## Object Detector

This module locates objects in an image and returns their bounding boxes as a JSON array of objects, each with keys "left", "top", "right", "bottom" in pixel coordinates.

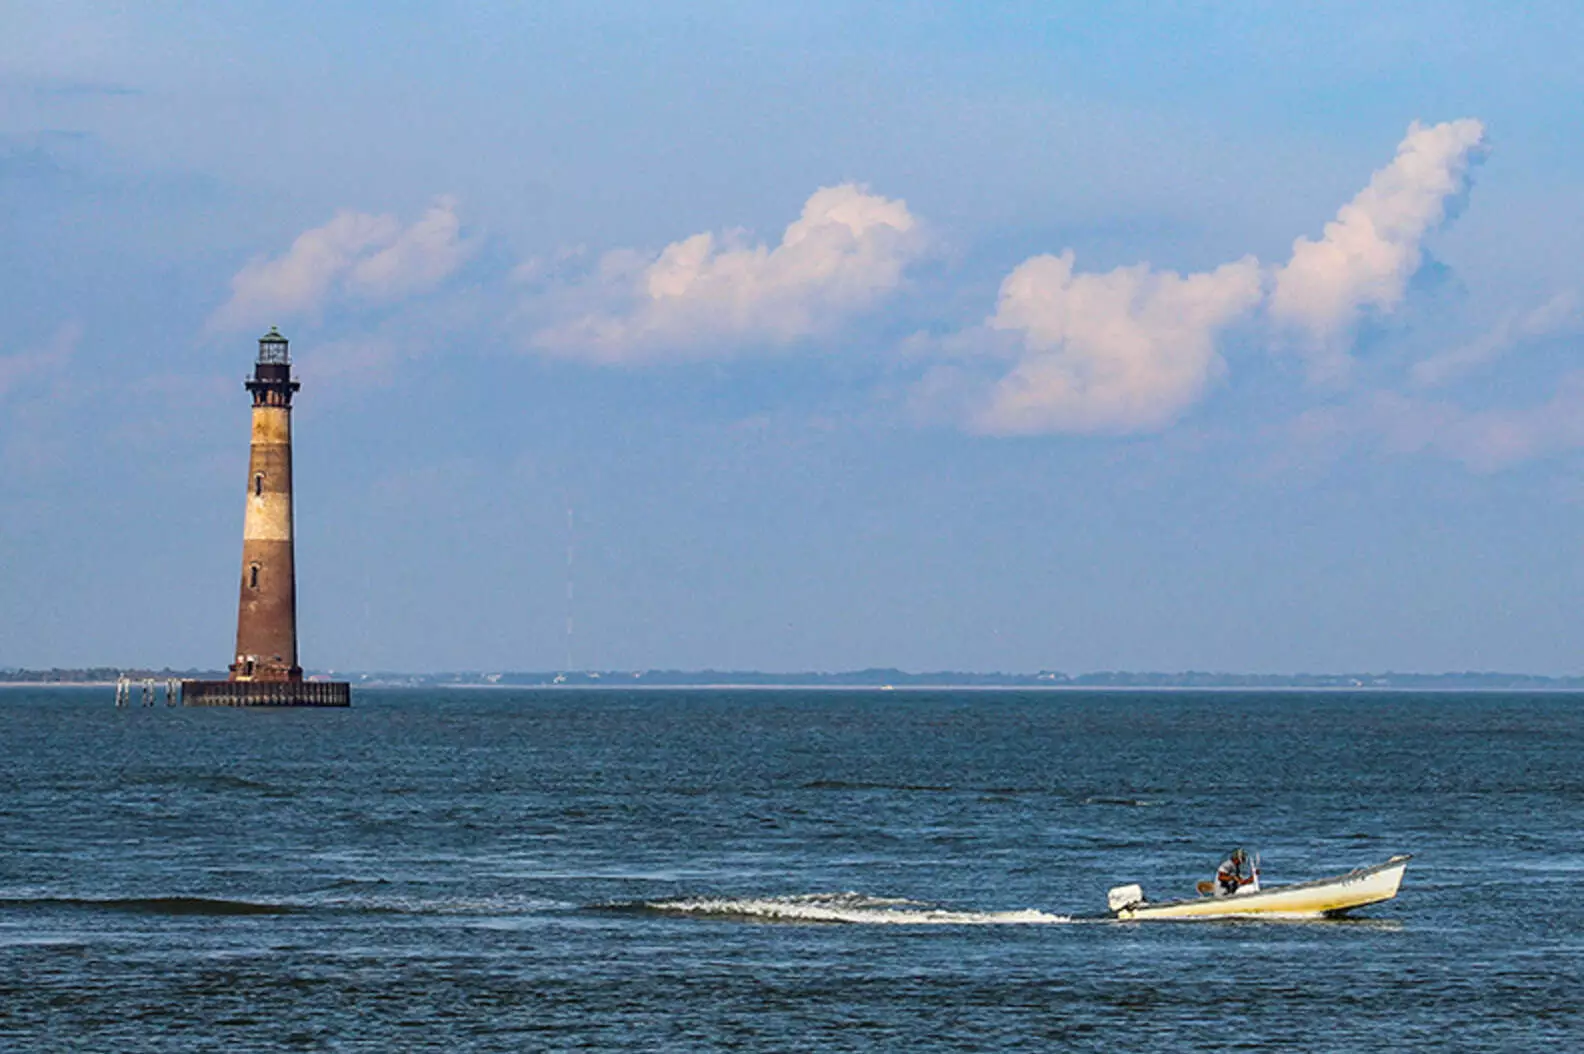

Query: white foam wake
[{"left": 644, "top": 891, "right": 1072, "bottom": 925}]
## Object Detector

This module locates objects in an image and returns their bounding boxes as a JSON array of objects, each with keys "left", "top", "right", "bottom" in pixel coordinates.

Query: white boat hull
[{"left": 1112, "top": 854, "right": 1411, "bottom": 921}]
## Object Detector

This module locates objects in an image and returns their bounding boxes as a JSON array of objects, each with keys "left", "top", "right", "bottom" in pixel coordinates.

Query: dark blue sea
[{"left": 2, "top": 688, "right": 1580, "bottom": 1050}]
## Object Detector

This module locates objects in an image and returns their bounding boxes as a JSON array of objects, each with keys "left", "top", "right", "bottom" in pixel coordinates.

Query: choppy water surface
[{"left": 2, "top": 688, "right": 1580, "bottom": 1050}]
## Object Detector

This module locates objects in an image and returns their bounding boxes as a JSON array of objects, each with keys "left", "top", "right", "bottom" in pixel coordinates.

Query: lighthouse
[{"left": 183, "top": 329, "right": 350, "bottom": 707}]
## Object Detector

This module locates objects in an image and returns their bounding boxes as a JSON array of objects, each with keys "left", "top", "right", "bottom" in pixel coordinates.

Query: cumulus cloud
[
  {"left": 348, "top": 198, "right": 469, "bottom": 299},
  {"left": 934, "top": 252, "right": 1263, "bottom": 435},
  {"left": 1410, "top": 291, "right": 1580, "bottom": 388},
  {"left": 912, "top": 117, "right": 1493, "bottom": 436},
  {"left": 530, "top": 184, "right": 924, "bottom": 362},
  {"left": 210, "top": 197, "right": 469, "bottom": 331},
  {"left": 1271, "top": 119, "right": 1488, "bottom": 380}
]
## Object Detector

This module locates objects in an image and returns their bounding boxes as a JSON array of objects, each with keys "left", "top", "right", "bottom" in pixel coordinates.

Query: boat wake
[
  {"left": 0, "top": 891, "right": 571, "bottom": 919},
  {"left": 0, "top": 895, "right": 303, "bottom": 916},
  {"left": 624, "top": 891, "right": 1073, "bottom": 925}
]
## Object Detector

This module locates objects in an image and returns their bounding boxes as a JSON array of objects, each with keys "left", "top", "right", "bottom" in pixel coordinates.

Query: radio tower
[{"left": 565, "top": 506, "right": 576, "bottom": 673}]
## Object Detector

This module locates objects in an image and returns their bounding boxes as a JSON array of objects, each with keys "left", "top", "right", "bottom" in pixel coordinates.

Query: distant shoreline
[{"left": 6, "top": 668, "right": 1584, "bottom": 691}]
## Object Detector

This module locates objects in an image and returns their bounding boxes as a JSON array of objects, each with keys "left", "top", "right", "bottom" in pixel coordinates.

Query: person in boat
[{"left": 1214, "top": 848, "right": 1259, "bottom": 897}]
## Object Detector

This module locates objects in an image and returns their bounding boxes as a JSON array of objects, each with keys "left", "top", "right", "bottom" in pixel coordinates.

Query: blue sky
[{"left": 5, "top": 2, "right": 1584, "bottom": 673}]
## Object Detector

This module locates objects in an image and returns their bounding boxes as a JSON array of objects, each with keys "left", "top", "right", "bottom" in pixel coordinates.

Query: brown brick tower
[
  {"left": 233, "top": 326, "right": 301, "bottom": 682},
  {"left": 184, "top": 329, "right": 349, "bottom": 707}
]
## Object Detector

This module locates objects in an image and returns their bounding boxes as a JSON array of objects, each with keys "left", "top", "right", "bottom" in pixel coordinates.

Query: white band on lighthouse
[
  {"left": 242, "top": 406, "right": 294, "bottom": 542},
  {"left": 243, "top": 488, "right": 294, "bottom": 541}
]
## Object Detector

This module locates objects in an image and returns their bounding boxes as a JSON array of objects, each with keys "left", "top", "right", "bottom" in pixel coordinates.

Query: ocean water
[{"left": 1, "top": 687, "right": 1580, "bottom": 1051}]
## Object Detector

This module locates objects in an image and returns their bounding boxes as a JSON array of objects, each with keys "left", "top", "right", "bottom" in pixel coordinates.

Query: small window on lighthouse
[
  {"left": 249, "top": 564, "right": 260, "bottom": 589},
  {"left": 254, "top": 473, "right": 263, "bottom": 497}
]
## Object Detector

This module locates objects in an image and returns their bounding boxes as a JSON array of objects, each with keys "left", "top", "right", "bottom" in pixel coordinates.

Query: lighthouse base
[{"left": 181, "top": 680, "right": 351, "bottom": 707}]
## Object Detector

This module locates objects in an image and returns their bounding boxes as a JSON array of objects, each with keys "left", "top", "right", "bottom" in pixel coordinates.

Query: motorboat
[{"left": 1107, "top": 854, "right": 1411, "bottom": 920}]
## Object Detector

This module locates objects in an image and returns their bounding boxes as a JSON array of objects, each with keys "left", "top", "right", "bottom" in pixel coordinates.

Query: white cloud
[
  {"left": 915, "top": 119, "right": 1494, "bottom": 436},
  {"left": 938, "top": 252, "right": 1263, "bottom": 435},
  {"left": 210, "top": 197, "right": 469, "bottom": 331},
  {"left": 1410, "top": 291, "right": 1580, "bottom": 387},
  {"left": 1271, "top": 119, "right": 1488, "bottom": 381},
  {"left": 348, "top": 197, "right": 469, "bottom": 300},
  {"left": 530, "top": 184, "right": 924, "bottom": 363}
]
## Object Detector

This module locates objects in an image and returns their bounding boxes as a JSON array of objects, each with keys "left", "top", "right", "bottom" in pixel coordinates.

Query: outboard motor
[{"left": 1107, "top": 883, "right": 1145, "bottom": 913}]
